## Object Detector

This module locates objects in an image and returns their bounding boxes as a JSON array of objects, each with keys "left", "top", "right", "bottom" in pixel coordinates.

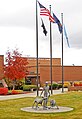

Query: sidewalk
[{"left": 0, "top": 88, "right": 68, "bottom": 101}]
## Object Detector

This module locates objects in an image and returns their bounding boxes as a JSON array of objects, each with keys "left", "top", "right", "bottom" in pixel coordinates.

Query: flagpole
[
  {"left": 61, "top": 13, "right": 64, "bottom": 93},
  {"left": 36, "top": 0, "right": 39, "bottom": 96},
  {"left": 49, "top": 5, "right": 53, "bottom": 95}
]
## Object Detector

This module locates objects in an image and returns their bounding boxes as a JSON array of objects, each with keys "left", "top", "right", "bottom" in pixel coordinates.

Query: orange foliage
[{"left": 4, "top": 48, "right": 29, "bottom": 80}]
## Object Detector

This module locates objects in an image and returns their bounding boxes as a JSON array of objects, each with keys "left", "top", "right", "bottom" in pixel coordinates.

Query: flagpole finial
[
  {"left": 61, "top": 13, "right": 63, "bottom": 18},
  {"left": 49, "top": 5, "right": 51, "bottom": 8}
]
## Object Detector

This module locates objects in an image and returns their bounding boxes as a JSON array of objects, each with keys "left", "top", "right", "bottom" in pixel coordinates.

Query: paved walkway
[{"left": 0, "top": 88, "right": 68, "bottom": 101}]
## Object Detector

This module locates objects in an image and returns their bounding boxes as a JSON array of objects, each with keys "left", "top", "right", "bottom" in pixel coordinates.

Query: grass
[{"left": 0, "top": 91, "right": 82, "bottom": 119}]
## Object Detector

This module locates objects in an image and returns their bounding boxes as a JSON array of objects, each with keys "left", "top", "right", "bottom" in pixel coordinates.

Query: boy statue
[{"left": 40, "top": 82, "right": 50, "bottom": 109}]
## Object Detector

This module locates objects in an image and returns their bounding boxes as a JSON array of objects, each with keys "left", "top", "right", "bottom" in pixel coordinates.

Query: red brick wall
[
  {"left": 28, "top": 58, "right": 61, "bottom": 74},
  {"left": 64, "top": 66, "right": 82, "bottom": 81},
  {"left": 40, "top": 66, "right": 82, "bottom": 85},
  {"left": 0, "top": 55, "right": 4, "bottom": 79},
  {"left": 40, "top": 66, "right": 61, "bottom": 84},
  {"left": 28, "top": 58, "right": 61, "bottom": 66}
]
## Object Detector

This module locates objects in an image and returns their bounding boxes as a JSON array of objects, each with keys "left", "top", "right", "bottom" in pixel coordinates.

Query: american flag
[
  {"left": 38, "top": 1, "right": 54, "bottom": 23},
  {"left": 49, "top": 14, "right": 55, "bottom": 23}
]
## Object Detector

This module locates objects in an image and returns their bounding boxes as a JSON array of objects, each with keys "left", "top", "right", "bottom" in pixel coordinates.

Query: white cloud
[
  {"left": 0, "top": 26, "right": 36, "bottom": 56},
  {"left": 63, "top": 48, "right": 82, "bottom": 66}
]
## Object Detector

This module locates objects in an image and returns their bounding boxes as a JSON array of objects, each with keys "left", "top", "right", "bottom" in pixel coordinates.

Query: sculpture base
[{"left": 21, "top": 106, "right": 73, "bottom": 113}]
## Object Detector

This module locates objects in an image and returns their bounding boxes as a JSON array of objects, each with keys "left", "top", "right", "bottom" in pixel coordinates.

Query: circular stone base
[{"left": 21, "top": 106, "right": 73, "bottom": 113}]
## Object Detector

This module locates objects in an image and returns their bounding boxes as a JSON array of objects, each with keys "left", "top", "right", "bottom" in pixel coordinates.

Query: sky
[{"left": 0, "top": 0, "right": 82, "bottom": 66}]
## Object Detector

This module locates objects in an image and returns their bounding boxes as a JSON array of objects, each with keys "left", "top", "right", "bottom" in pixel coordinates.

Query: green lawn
[{"left": 0, "top": 92, "right": 82, "bottom": 119}]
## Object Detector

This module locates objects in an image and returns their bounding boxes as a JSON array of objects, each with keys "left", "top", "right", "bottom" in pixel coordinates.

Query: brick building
[
  {"left": 27, "top": 58, "right": 61, "bottom": 85},
  {"left": 0, "top": 55, "right": 4, "bottom": 80},
  {"left": 27, "top": 57, "right": 82, "bottom": 85},
  {"left": 40, "top": 66, "right": 82, "bottom": 85},
  {"left": 0, "top": 55, "right": 82, "bottom": 86}
]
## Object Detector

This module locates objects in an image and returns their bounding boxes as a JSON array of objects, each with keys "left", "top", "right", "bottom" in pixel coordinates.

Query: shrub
[
  {"left": 8, "top": 90, "right": 23, "bottom": 95},
  {"left": 49, "top": 83, "right": 58, "bottom": 90},
  {"left": 64, "top": 84, "right": 68, "bottom": 88},
  {"left": 11, "top": 90, "right": 19, "bottom": 94},
  {"left": 64, "top": 82, "right": 71, "bottom": 88},
  {"left": 12, "top": 90, "right": 23, "bottom": 94},
  {"left": 52, "top": 83, "right": 58, "bottom": 89},
  {"left": 58, "top": 84, "right": 62, "bottom": 89},
  {"left": 74, "top": 81, "right": 82, "bottom": 86},
  {"left": 57, "top": 82, "right": 70, "bottom": 89},
  {"left": 0, "top": 88, "right": 8, "bottom": 95},
  {"left": 23, "top": 85, "right": 37, "bottom": 91}
]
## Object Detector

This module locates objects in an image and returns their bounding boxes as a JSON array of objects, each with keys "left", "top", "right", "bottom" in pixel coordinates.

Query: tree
[{"left": 4, "top": 48, "right": 29, "bottom": 90}]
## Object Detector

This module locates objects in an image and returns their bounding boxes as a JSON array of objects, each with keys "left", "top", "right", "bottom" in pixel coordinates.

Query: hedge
[{"left": 23, "top": 85, "right": 37, "bottom": 91}]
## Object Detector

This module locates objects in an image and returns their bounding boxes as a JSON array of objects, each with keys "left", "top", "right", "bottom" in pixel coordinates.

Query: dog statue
[
  {"left": 32, "top": 97, "right": 47, "bottom": 109},
  {"left": 50, "top": 99, "right": 59, "bottom": 109}
]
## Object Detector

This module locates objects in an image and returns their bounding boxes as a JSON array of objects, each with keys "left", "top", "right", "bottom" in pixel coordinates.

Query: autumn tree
[{"left": 4, "top": 48, "right": 29, "bottom": 90}]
